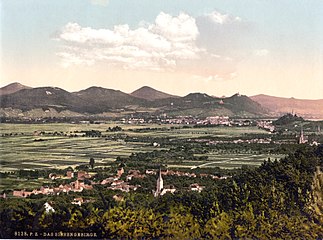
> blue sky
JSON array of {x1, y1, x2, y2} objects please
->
[{"x1": 1, "y1": 0, "x2": 322, "y2": 99}]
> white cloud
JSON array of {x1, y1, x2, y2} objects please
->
[
  {"x1": 254, "y1": 49, "x2": 269, "y2": 56},
  {"x1": 90, "y1": 0, "x2": 109, "y2": 7},
  {"x1": 206, "y1": 10, "x2": 242, "y2": 24},
  {"x1": 57, "y1": 12, "x2": 202, "y2": 70},
  {"x1": 56, "y1": 10, "x2": 250, "y2": 80},
  {"x1": 152, "y1": 12, "x2": 199, "y2": 42}
]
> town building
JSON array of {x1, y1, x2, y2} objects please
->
[
  {"x1": 0, "y1": 193, "x2": 7, "y2": 199},
  {"x1": 117, "y1": 167, "x2": 124, "y2": 178},
  {"x1": 44, "y1": 202, "x2": 55, "y2": 213},
  {"x1": 66, "y1": 170, "x2": 74, "y2": 178},
  {"x1": 190, "y1": 183, "x2": 205, "y2": 193},
  {"x1": 13, "y1": 190, "x2": 33, "y2": 198},
  {"x1": 71, "y1": 197, "x2": 84, "y2": 206},
  {"x1": 77, "y1": 171, "x2": 91, "y2": 180},
  {"x1": 160, "y1": 185, "x2": 176, "y2": 196}
]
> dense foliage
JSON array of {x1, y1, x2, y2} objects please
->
[
  {"x1": 1, "y1": 146, "x2": 322, "y2": 239},
  {"x1": 273, "y1": 113, "x2": 304, "y2": 126}
]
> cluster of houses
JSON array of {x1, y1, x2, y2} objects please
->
[
  {"x1": 49, "y1": 170, "x2": 92, "y2": 180},
  {"x1": 159, "y1": 116, "x2": 252, "y2": 126},
  {"x1": 192, "y1": 138, "x2": 273, "y2": 145},
  {"x1": 121, "y1": 115, "x2": 261, "y2": 127},
  {"x1": 145, "y1": 169, "x2": 230, "y2": 180},
  {"x1": 11, "y1": 168, "x2": 143, "y2": 198},
  {"x1": 99, "y1": 167, "x2": 211, "y2": 195},
  {"x1": 12, "y1": 170, "x2": 94, "y2": 198},
  {"x1": 10, "y1": 166, "x2": 226, "y2": 200},
  {"x1": 153, "y1": 169, "x2": 209, "y2": 197},
  {"x1": 100, "y1": 168, "x2": 142, "y2": 192},
  {"x1": 196, "y1": 116, "x2": 231, "y2": 126},
  {"x1": 257, "y1": 120, "x2": 275, "y2": 132},
  {"x1": 160, "y1": 116, "x2": 238, "y2": 126},
  {"x1": 12, "y1": 180, "x2": 94, "y2": 198},
  {"x1": 150, "y1": 169, "x2": 231, "y2": 196}
]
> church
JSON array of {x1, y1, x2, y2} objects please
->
[
  {"x1": 298, "y1": 127, "x2": 307, "y2": 144},
  {"x1": 153, "y1": 168, "x2": 176, "y2": 197}
]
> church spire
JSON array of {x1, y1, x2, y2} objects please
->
[
  {"x1": 298, "y1": 126, "x2": 306, "y2": 144},
  {"x1": 154, "y1": 168, "x2": 163, "y2": 197}
]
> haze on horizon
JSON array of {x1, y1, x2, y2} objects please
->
[{"x1": 1, "y1": 0, "x2": 322, "y2": 100}]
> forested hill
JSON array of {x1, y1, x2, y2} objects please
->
[
  {"x1": 1, "y1": 146, "x2": 322, "y2": 239},
  {"x1": 273, "y1": 113, "x2": 304, "y2": 125},
  {"x1": 0, "y1": 83, "x2": 268, "y2": 117},
  {"x1": 130, "y1": 86, "x2": 179, "y2": 100}
]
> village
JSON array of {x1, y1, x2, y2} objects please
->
[
  {"x1": 9, "y1": 165, "x2": 231, "y2": 205},
  {"x1": 122, "y1": 115, "x2": 272, "y2": 128}
]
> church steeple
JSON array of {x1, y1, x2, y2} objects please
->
[
  {"x1": 154, "y1": 168, "x2": 163, "y2": 197},
  {"x1": 298, "y1": 127, "x2": 306, "y2": 144}
]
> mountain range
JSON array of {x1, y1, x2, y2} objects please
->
[
  {"x1": 250, "y1": 94, "x2": 323, "y2": 119},
  {"x1": 0, "y1": 82, "x2": 322, "y2": 119}
]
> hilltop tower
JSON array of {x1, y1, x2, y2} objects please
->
[{"x1": 154, "y1": 168, "x2": 163, "y2": 197}]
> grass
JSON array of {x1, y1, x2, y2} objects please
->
[
  {"x1": 0, "y1": 123, "x2": 285, "y2": 191},
  {"x1": 167, "y1": 153, "x2": 285, "y2": 170},
  {"x1": 0, "y1": 177, "x2": 50, "y2": 190},
  {"x1": 1, "y1": 123, "x2": 275, "y2": 172}
]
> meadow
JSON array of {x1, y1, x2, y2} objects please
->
[{"x1": 0, "y1": 123, "x2": 279, "y2": 172}]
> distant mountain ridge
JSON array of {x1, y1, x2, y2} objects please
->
[
  {"x1": 4, "y1": 82, "x2": 315, "y2": 118},
  {"x1": 251, "y1": 94, "x2": 323, "y2": 119},
  {"x1": 0, "y1": 87, "x2": 94, "y2": 113},
  {"x1": 131, "y1": 86, "x2": 179, "y2": 100},
  {"x1": 74, "y1": 86, "x2": 148, "y2": 112},
  {"x1": 0, "y1": 82, "x2": 32, "y2": 95},
  {"x1": 150, "y1": 92, "x2": 268, "y2": 117}
]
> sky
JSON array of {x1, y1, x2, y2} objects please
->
[{"x1": 1, "y1": 0, "x2": 323, "y2": 99}]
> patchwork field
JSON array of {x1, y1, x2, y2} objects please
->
[
  {"x1": 191, "y1": 153, "x2": 284, "y2": 169},
  {"x1": 0, "y1": 123, "x2": 278, "y2": 172}
]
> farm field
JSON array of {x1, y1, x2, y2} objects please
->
[
  {"x1": 0, "y1": 177, "x2": 50, "y2": 191},
  {"x1": 194, "y1": 153, "x2": 284, "y2": 169},
  {"x1": 0, "y1": 123, "x2": 278, "y2": 172}
]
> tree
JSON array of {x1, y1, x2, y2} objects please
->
[
  {"x1": 163, "y1": 205, "x2": 202, "y2": 239},
  {"x1": 204, "y1": 212, "x2": 233, "y2": 239},
  {"x1": 101, "y1": 207, "x2": 163, "y2": 239},
  {"x1": 89, "y1": 158, "x2": 95, "y2": 169}
]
